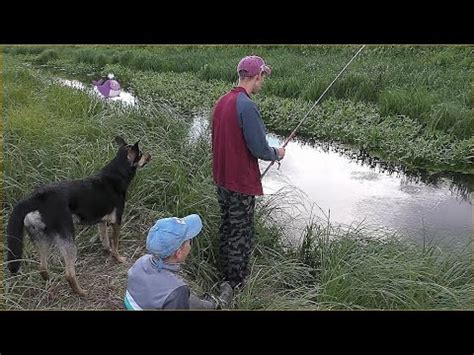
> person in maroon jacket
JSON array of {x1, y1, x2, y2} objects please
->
[{"x1": 211, "y1": 55, "x2": 286, "y2": 289}]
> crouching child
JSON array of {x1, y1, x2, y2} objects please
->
[{"x1": 124, "y1": 214, "x2": 232, "y2": 310}]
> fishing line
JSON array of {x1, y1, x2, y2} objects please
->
[{"x1": 261, "y1": 44, "x2": 366, "y2": 178}]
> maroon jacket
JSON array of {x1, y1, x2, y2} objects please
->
[{"x1": 212, "y1": 87, "x2": 278, "y2": 196}]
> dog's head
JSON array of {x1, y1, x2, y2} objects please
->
[{"x1": 115, "y1": 136, "x2": 152, "y2": 168}]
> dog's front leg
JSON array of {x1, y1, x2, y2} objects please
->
[
  {"x1": 110, "y1": 223, "x2": 126, "y2": 263},
  {"x1": 98, "y1": 222, "x2": 111, "y2": 252}
]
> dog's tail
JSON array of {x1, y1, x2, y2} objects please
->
[{"x1": 7, "y1": 198, "x2": 36, "y2": 273}]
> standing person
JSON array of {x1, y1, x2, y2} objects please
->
[
  {"x1": 124, "y1": 214, "x2": 233, "y2": 310},
  {"x1": 211, "y1": 55, "x2": 286, "y2": 289}
]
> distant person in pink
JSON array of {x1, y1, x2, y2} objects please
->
[{"x1": 93, "y1": 73, "x2": 121, "y2": 98}]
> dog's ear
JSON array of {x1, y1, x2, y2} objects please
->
[
  {"x1": 115, "y1": 136, "x2": 126, "y2": 146},
  {"x1": 126, "y1": 142, "x2": 142, "y2": 164},
  {"x1": 127, "y1": 148, "x2": 138, "y2": 163},
  {"x1": 126, "y1": 142, "x2": 141, "y2": 164}
]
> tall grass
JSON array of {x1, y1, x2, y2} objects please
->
[
  {"x1": 2, "y1": 53, "x2": 472, "y2": 310},
  {"x1": 4, "y1": 46, "x2": 46, "y2": 55},
  {"x1": 34, "y1": 49, "x2": 59, "y2": 65},
  {"x1": 0, "y1": 48, "x2": 4, "y2": 310},
  {"x1": 6, "y1": 44, "x2": 470, "y2": 140},
  {"x1": 6, "y1": 45, "x2": 471, "y2": 174},
  {"x1": 293, "y1": 222, "x2": 471, "y2": 309}
]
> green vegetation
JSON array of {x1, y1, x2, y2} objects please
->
[
  {"x1": 5, "y1": 44, "x2": 471, "y2": 173},
  {"x1": 2, "y1": 53, "x2": 471, "y2": 310}
]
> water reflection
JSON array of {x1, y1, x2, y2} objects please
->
[
  {"x1": 263, "y1": 134, "x2": 472, "y2": 249},
  {"x1": 297, "y1": 137, "x2": 472, "y2": 203},
  {"x1": 185, "y1": 115, "x2": 471, "y2": 249}
]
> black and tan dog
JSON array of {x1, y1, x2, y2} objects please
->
[{"x1": 6, "y1": 137, "x2": 151, "y2": 296}]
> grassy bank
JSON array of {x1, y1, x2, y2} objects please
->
[
  {"x1": 2, "y1": 54, "x2": 472, "y2": 310},
  {"x1": 5, "y1": 45, "x2": 472, "y2": 174},
  {"x1": 0, "y1": 48, "x2": 4, "y2": 310},
  {"x1": 5, "y1": 44, "x2": 471, "y2": 139}
]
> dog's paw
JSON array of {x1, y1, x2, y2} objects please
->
[
  {"x1": 113, "y1": 254, "x2": 127, "y2": 263},
  {"x1": 76, "y1": 289, "x2": 88, "y2": 297}
]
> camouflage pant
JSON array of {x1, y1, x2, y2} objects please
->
[{"x1": 216, "y1": 186, "x2": 255, "y2": 288}]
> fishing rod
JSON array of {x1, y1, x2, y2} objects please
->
[{"x1": 261, "y1": 44, "x2": 366, "y2": 178}]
